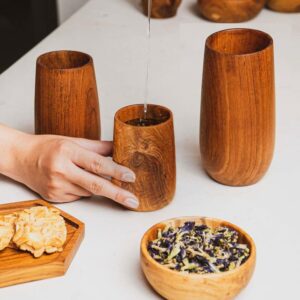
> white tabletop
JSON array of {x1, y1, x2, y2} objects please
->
[{"x1": 0, "y1": 0, "x2": 299, "y2": 299}]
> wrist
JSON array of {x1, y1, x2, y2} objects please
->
[{"x1": 0, "y1": 125, "x2": 33, "y2": 180}]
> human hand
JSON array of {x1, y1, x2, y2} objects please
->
[{"x1": 4, "y1": 131, "x2": 139, "y2": 209}]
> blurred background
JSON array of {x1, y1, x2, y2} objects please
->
[{"x1": 0, "y1": 0, "x2": 88, "y2": 73}]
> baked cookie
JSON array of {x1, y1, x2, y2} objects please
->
[
  {"x1": 0, "y1": 214, "x2": 17, "y2": 251},
  {"x1": 13, "y1": 206, "x2": 67, "y2": 258}
]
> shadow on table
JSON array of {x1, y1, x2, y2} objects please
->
[
  {"x1": 136, "y1": 261, "x2": 164, "y2": 299},
  {"x1": 125, "y1": 0, "x2": 143, "y2": 14},
  {"x1": 0, "y1": 174, "x2": 15, "y2": 183},
  {"x1": 177, "y1": 138, "x2": 206, "y2": 176},
  {"x1": 81, "y1": 195, "x2": 129, "y2": 212}
]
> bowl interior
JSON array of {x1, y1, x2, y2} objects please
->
[
  {"x1": 115, "y1": 104, "x2": 171, "y2": 126},
  {"x1": 37, "y1": 51, "x2": 91, "y2": 70},
  {"x1": 206, "y1": 29, "x2": 273, "y2": 55},
  {"x1": 142, "y1": 216, "x2": 255, "y2": 274},
  {"x1": 141, "y1": 217, "x2": 256, "y2": 300}
]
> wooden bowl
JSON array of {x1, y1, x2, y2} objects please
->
[
  {"x1": 197, "y1": 0, "x2": 266, "y2": 23},
  {"x1": 141, "y1": 217, "x2": 256, "y2": 300},
  {"x1": 142, "y1": 0, "x2": 182, "y2": 18},
  {"x1": 267, "y1": 0, "x2": 300, "y2": 12}
]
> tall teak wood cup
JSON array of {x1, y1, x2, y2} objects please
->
[
  {"x1": 200, "y1": 29, "x2": 275, "y2": 186},
  {"x1": 113, "y1": 104, "x2": 176, "y2": 212},
  {"x1": 35, "y1": 50, "x2": 100, "y2": 139}
]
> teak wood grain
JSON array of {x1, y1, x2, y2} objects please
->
[
  {"x1": 200, "y1": 29, "x2": 275, "y2": 186},
  {"x1": 113, "y1": 104, "x2": 176, "y2": 212},
  {"x1": 0, "y1": 199, "x2": 84, "y2": 288},
  {"x1": 142, "y1": 0, "x2": 182, "y2": 18},
  {"x1": 35, "y1": 50, "x2": 100, "y2": 139},
  {"x1": 197, "y1": 0, "x2": 266, "y2": 23},
  {"x1": 267, "y1": 0, "x2": 300, "y2": 12},
  {"x1": 141, "y1": 216, "x2": 256, "y2": 300}
]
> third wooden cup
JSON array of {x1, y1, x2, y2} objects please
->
[{"x1": 113, "y1": 104, "x2": 176, "y2": 212}]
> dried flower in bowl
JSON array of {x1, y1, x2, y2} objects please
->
[{"x1": 147, "y1": 221, "x2": 250, "y2": 274}]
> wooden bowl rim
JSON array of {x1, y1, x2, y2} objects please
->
[
  {"x1": 36, "y1": 50, "x2": 93, "y2": 71},
  {"x1": 114, "y1": 103, "x2": 173, "y2": 129},
  {"x1": 205, "y1": 28, "x2": 273, "y2": 57},
  {"x1": 141, "y1": 216, "x2": 256, "y2": 279}
]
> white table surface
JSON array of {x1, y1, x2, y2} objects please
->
[{"x1": 0, "y1": 0, "x2": 299, "y2": 299}]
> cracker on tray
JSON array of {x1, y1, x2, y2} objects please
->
[
  {"x1": 0, "y1": 214, "x2": 17, "y2": 251},
  {"x1": 13, "y1": 206, "x2": 67, "y2": 258}
]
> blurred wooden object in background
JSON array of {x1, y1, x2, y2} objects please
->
[
  {"x1": 197, "y1": 0, "x2": 266, "y2": 23},
  {"x1": 142, "y1": 0, "x2": 182, "y2": 18},
  {"x1": 267, "y1": 0, "x2": 300, "y2": 12}
]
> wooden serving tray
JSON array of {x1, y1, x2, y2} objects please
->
[{"x1": 0, "y1": 199, "x2": 84, "y2": 288}]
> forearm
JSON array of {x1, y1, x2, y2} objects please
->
[{"x1": 0, "y1": 124, "x2": 28, "y2": 179}]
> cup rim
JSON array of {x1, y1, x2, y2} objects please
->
[
  {"x1": 114, "y1": 104, "x2": 173, "y2": 128},
  {"x1": 141, "y1": 216, "x2": 256, "y2": 279},
  {"x1": 36, "y1": 50, "x2": 93, "y2": 70},
  {"x1": 205, "y1": 28, "x2": 274, "y2": 56}
]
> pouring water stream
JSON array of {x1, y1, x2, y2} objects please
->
[{"x1": 144, "y1": 0, "x2": 152, "y2": 119}]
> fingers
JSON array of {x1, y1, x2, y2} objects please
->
[
  {"x1": 71, "y1": 145, "x2": 136, "y2": 182},
  {"x1": 45, "y1": 194, "x2": 81, "y2": 203},
  {"x1": 68, "y1": 165, "x2": 139, "y2": 209},
  {"x1": 62, "y1": 182, "x2": 92, "y2": 197},
  {"x1": 71, "y1": 139, "x2": 113, "y2": 156},
  {"x1": 41, "y1": 181, "x2": 91, "y2": 203}
]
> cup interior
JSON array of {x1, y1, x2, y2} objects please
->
[
  {"x1": 206, "y1": 29, "x2": 273, "y2": 55},
  {"x1": 37, "y1": 51, "x2": 91, "y2": 70},
  {"x1": 115, "y1": 104, "x2": 171, "y2": 126}
]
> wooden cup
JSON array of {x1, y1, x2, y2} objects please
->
[
  {"x1": 200, "y1": 29, "x2": 275, "y2": 186},
  {"x1": 197, "y1": 0, "x2": 266, "y2": 23},
  {"x1": 113, "y1": 104, "x2": 176, "y2": 212},
  {"x1": 267, "y1": 0, "x2": 300, "y2": 12},
  {"x1": 35, "y1": 50, "x2": 100, "y2": 139},
  {"x1": 142, "y1": 0, "x2": 182, "y2": 19}
]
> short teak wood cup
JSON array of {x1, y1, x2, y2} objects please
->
[
  {"x1": 200, "y1": 29, "x2": 275, "y2": 186},
  {"x1": 197, "y1": 0, "x2": 266, "y2": 23},
  {"x1": 267, "y1": 0, "x2": 300, "y2": 12},
  {"x1": 113, "y1": 104, "x2": 176, "y2": 212},
  {"x1": 141, "y1": 216, "x2": 256, "y2": 300},
  {"x1": 142, "y1": 0, "x2": 182, "y2": 18},
  {"x1": 35, "y1": 50, "x2": 100, "y2": 139}
]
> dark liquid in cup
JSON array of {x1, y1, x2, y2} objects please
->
[{"x1": 126, "y1": 118, "x2": 164, "y2": 127}]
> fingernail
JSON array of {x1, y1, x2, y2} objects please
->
[
  {"x1": 124, "y1": 198, "x2": 139, "y2": 209},
  {"x1": 122, "y1": 172, "x2": 136, "y2": 183}
]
